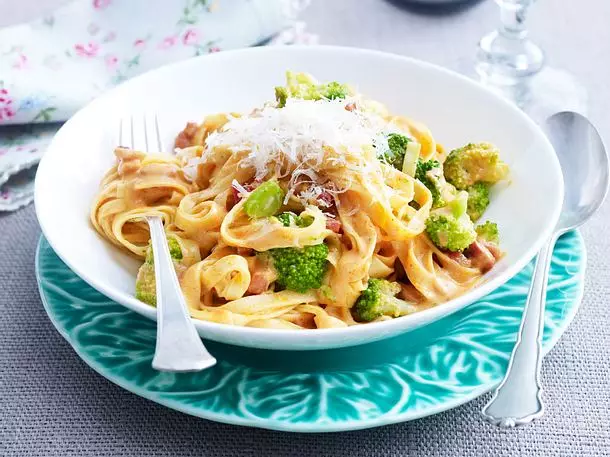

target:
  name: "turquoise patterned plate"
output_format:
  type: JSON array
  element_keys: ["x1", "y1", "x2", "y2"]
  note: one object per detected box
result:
[{"x1": 35, "y1": 232, "x2": 585, "y2": 432}]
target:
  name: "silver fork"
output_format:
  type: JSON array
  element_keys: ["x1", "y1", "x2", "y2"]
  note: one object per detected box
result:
[{"x1": 120, "y1": 115, "x2": 216, "y2": 372}]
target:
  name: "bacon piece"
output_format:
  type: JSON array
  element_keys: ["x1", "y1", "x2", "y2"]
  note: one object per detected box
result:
[
  {"x1": 247, "y1": 261, "x2": 277, "y2": 295},
  {"x1": 466, "y1": 241, "x2": 496, "y2": 273},
  {"x1": 226, "y1": 180, "x2": 260, "y2": 211},
  {"x1": 399, "y1": 283, "x2": 425, "y2": 303},
  {"x1": 317, "y1": 191, "x2": 334, "y2": 208},
  {"x1": 174, "y1": 122, "x2": 199, "y2": 149},
  {"x1": 445, "y1": 250, "x2": 471, "y2": 267},
  {"x1": 325, "y1": 218, "x2": 342, "y2": 234}
]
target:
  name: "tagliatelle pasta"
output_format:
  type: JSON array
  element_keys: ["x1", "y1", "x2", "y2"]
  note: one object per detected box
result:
[{"x1": 90, "y1": 71, "x2": 508, "y2": 330}]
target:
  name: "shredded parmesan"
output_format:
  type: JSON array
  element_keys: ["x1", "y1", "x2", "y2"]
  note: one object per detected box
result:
[
  {"x1": 206, "y1": 98, "x2": 387, "y2": 177},
  {"x1": 231, "y1": 179, "x2": 250, "y2": 197}
]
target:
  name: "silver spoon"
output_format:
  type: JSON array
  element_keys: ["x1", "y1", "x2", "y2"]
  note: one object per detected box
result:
[{"x1": 481, "y1": 111, "x2": 609, "y2": 427}]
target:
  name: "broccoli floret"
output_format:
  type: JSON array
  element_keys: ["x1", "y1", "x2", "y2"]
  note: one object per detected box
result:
[
  {"x1": 275, "y1": 71, "x2": 349, "y2": 107},
  {"x1": 443, "y1": 142, "x2": 509, "y2": 190},
  {"x1": 276, "y1": 212, "x2": 295, "y2": 227},
  {"x1": 466, "y1": 182, "x2": 490, "y2": 221},
  {"x1": 425, "y1": 212, "x2": 477, "y2": 252},
  {"x1": 377, "y1": 133, "x2": 410, "y2": 170},
  {"x1": 275, "y1": 86, "x2": 288, "y2": 108},
  {"x1": 135, "y1": 237, "x2": 183, "y2": 306},
  {"x1": 323, "y1": 81, "x2": 350, "y2": 100},
  {"x1": 476, "y1": 221, "x2": 500, "y2": 244},
  {"x1": 354, "y1": 278, "x2": 415, "y2": 322},
  {"x1": 135, "y1": 264, "x2": 157, "y2": 306},
  {"x1": 269, "y1": 243, "x2": 329, "y2": 293},
  {"x1": 275, "y1": 212, "x2": 313, "y2": 228},
  {"x1": 144, "y1": 237, "x2": 183, "y2": 264},
  {"x1": 415, "y1": 159, "x2": 445, "y2": 207}
]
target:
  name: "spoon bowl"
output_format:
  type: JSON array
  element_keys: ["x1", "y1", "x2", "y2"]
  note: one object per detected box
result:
[{"x1": 546, "y1": 111, "x2": 609, "y2": 232}]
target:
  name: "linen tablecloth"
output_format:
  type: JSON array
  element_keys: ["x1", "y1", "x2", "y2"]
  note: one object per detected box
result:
[{"x1": 2, "y1": 0, "x2": 610, "y2": 455}]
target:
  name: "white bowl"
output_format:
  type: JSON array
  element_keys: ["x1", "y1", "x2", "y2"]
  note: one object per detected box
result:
[{"x1": 35, "y1": 46, "x2": 563, "y2": 350}]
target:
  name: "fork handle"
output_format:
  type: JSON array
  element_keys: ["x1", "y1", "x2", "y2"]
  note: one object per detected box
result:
[
  {"x1": 147, "y1": 216, "x2": 217, "y2": 372},
  {"x1": 481, "y1": 233, "x2": 559, "y2": 427}
]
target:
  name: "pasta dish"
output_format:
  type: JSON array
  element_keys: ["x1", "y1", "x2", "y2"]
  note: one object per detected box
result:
[{"x1": 91, "y1": 71, "x2": 509, "y2": 330}]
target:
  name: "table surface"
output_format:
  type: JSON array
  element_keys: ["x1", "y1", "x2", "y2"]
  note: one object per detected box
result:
[{"x1": 2, "y1": 1, "x2": 610, "y2": 456}]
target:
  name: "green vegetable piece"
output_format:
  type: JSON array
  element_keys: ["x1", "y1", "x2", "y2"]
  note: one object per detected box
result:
[
  {"x1": 135, "y1": 263, "x2": 157, "y2": 306},
  {"x1": 476, "y1": 221, "x2": 500, "y2": 244},
  {"x1": 402, "y1": 141, "x2": 421, "y2": 176},
  {"x1": 244, "y1": 181, "x2": 285, "y2": 218},
  {"x1": 415, "y1": 159, "x2": 445, "y2": 208},
  {"x1": 354, "y1": 278, "x2": 416, "y2": 322},
  {"x1": 425, "y1": 213, "x2": 477, "y2": 252},
  {"x1": 276, "y1": 212, "x2": 296, "y2": 227},
  {"x1": 269, "y1": 243, "x2": 329, "y2": 293},
  {"x1": 275, "y1": 86, "x2": 288, "y2": 108},
  {"x1": 136, "y1": 237, "x2": 184, "y2": 306},
  {"x1": 276, "y1": 211, "x2": 314, "y2": 228},
  {"x1": 448, "y1": 190, "x2": 469, "y2": 219},
  {"x1": 144, "y1": 236, "x2": 183, "y2": 264},
  {"x1": 443, "y1": 142, "x2": 509, "y2": 190},
  {"x1": 274, "y1": 71, "x2": 349, "y2": 107},
  {"x1": 466, "y1": 182, "x2": 490, "y2": 221},
  {"x1": 380, "y1": 133, "x2": 410, "y2": 170}
]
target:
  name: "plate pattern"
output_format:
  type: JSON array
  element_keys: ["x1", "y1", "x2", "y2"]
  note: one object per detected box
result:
[{"x1": 36, "y1": 232, "x2": 585, "y2": 432}]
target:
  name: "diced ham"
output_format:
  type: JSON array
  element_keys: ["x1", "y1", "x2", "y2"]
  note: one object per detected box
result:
[
  {"x1": 326, "y1": 217, "x2": 342, "y2": 233},
  {"x1": 316, "y1": 191, "x2": 334, "y2": 208},
  {"x1": 345, "y1": 103, "x2": 357, "y2": 112},
  {"x1": 174, "y1": 122, "x2": 199, "y2": 149},
  {"x1": 227, "y1": 180, "x2": 260, "y2": 211},
  {"x1": 399, "y1": 283, "x2": 424, "y2": 303},
  {"x1": 445, "y1": 250, "x2": 471, "y2": 267},
  {"x1": 466, "y1": 241, "x2": 496, "y2": 273},
  {"x1": 247, "y1": 262, "x2": 277, "y2": 295}
]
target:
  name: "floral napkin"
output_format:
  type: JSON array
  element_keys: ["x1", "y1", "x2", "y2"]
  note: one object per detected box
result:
[{"x1": 0, "y1": 0, "x2": 314, "y2": 210}]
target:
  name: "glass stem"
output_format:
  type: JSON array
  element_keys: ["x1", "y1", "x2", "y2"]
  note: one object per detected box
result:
[{"x1": 498, "y1": 1, "x2": 530, "y2": 40}]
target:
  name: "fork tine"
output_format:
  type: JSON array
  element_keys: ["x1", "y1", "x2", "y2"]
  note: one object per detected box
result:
[
  {"x1": 154, "y1": 114, "x2": 163, "y2": 153},
  {"x1": 143, "y1": 116, "x2": 149, "y2": 152}
]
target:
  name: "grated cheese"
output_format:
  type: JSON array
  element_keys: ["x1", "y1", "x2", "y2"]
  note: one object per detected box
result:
[
  {"x1": 205, "y1": 98, "x2": 388, "y2": 177},
  {"x1": 203, "y1": 97, "x2": 408, "y2": 207}
]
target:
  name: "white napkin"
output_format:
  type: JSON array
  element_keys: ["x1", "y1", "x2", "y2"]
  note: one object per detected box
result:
[{"x1": 0, "y1": 0, "x2": 313, "y2": 210}]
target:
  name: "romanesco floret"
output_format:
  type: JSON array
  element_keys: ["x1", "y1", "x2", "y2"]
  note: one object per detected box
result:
[
  {"x1": 269, "y1": 243, "x2": 329, "y2": 293},
  {"x1": 275, "y1": 71, "x2": 349, "y2": 108},
  {"x1": 354, "y1": 278, "x2": 416, "y2": 322},
  {"x1": 443, "y1": 142, "x2": 509, "y2": 190},
  {"x1": 475, "y1": 221, "x2": 500, "y2": 244},
  {"x1": 425, "y1": 208, "x2": 477, "y2": 252},
  {"x1": 415, "y1": 159, "x2": 445, "y2": 208},
  {"x1": 136, "y1": 237, "x2": 183, "y2": 306},
  {"x1": 466, "y1": 182, "x2": 490, "y2": 221}
]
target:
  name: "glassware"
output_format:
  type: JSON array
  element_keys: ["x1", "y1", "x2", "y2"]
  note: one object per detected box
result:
[{"x1": 476, "y1": 0, "x2": 587, "y2": 122}]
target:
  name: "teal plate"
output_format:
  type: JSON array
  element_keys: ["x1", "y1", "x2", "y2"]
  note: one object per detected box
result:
[{"x1": 36, "y1": 232, "x2": 585, "y2": 432}]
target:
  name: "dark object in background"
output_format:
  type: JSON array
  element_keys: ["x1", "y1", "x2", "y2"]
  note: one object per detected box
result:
[{"x1": 386, "y1": 0, "x2": 483, "y2": 15}]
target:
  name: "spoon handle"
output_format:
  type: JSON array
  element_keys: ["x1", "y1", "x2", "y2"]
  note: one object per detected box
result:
[
  {"x1": 148, "y1": 216, "x2": 217, "y2": 372},
  {"x1": 481, "y1": 233, "x2": 559, "y2": 427}
]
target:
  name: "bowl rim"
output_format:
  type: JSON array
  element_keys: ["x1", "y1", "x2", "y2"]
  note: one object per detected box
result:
[{"x1": 35, "y1": 45, "x2": 564, "y2": 347}]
